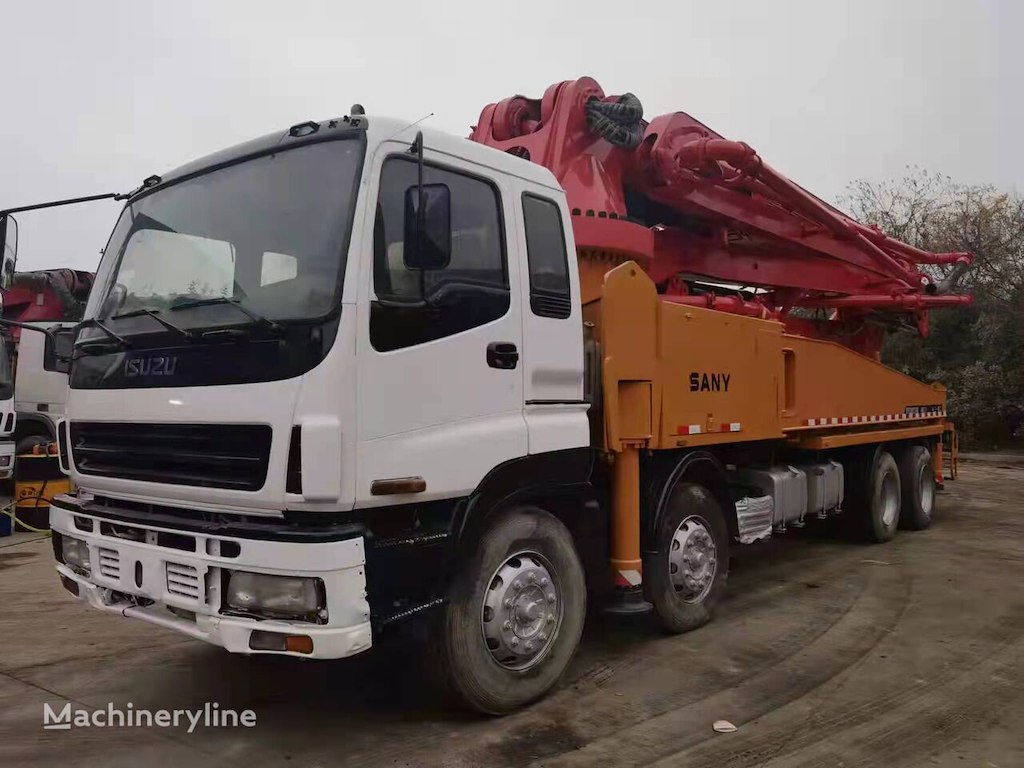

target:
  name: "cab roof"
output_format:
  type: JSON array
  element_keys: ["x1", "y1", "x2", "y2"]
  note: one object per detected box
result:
[{"x1": 136, "y1": 113, "x2": 562, "y2": 200}]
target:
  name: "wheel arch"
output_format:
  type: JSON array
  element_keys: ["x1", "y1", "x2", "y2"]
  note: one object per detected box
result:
[
  {"x1": 453, "y1": 448, "x2": 602, "y2": 573},
  {"x1": 643, "y1": 449, "x2": 736, "y2": 551},
  {"x1": 13, "y1": 414, "x2": 56, "y2": 445}
]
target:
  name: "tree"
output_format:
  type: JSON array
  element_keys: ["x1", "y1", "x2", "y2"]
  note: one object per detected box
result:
[{"x1": 842, "y1": 169, "x2": 1024, "y2": 447}]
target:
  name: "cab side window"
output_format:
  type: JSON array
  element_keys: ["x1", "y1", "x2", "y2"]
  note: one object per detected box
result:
[
  {"x1": 522, "y1": 194, "x2": 571, "y2": 319},
  {"x1": 371, "y1": 156, "x2": 509, "y2": 352}
]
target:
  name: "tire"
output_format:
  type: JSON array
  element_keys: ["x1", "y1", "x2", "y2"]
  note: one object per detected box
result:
[
  {"x1": 16, "y1": 434, "x2": 50, "y2": 455},
  {"x1": 643, "y1": 482, "x2": 729, "y2": 634},
  {"x1": 865, "y1": 450, "x2": 902, "y2": 542},
  {"x1": 431, "y1": 506, "x2": 586, "y2": 715},
  {"x1": 898, "y1": 446, "x2": 935, "y2": 530}
]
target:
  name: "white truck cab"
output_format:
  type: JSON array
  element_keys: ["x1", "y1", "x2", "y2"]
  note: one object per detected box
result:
[
  {"x1": 0, "y1": 231, "x2": 17, "y2": 479},
  {"x1": 49, "y1": 114, "x2": 591, "y2": 682}
]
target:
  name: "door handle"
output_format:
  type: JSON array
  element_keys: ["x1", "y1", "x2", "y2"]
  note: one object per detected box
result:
[{"x1": 487, "y1": 341, "x2": 519, "y2": 370}]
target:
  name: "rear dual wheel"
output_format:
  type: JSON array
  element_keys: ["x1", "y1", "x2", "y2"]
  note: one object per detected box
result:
[
  {"x1": 850, "y1": 445, "x2": 935, "y2": 541},
  {"x1": 866, "y1": 451, "x2": 902, "y2": 542},
  {"x1": 899, "y1": 446, "x2": 935, "y2": 530}
]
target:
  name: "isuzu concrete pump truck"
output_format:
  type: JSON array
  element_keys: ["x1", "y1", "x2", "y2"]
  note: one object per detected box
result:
[{"x1": 37, "y1": 78, "x2": 968, "y2": 713}]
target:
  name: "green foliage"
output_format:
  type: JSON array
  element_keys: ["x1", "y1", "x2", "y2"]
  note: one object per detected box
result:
[{"x1": 843, "y1": 169, "x2": 1024, "y2": 447}]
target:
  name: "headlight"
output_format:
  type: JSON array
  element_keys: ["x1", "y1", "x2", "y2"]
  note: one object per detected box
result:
[
  {"x1": 225, "y1": 572, "x2": 324, "y2": 620},
  {"x1": 61, "y1": 536, "x2": 91, "y2": 574},
  {"x1": 0, "y1": 454, "x2": 11, "y2": 467}
]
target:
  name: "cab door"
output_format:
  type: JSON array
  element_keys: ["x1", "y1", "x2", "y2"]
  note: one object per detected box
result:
[
  {"x1": 354, "y1": 146, "x2": 527, "y2": 507},
  {"x1": 514, "y1": 186, "x2": 589, "y2": 455}
]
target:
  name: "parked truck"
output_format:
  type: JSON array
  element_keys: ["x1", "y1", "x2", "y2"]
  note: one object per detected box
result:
[
  {"x1": 34, "y1": 78, "x2": 968, "y2": 713},
  {"x1": 0, "y1": 220, "x2": 21, "y2": 480},
  {"x1": 0, "y1": 330, "x2": 17, "y2": 482},
  {"x1": 4, "y1": 269, "x2": 93, "y2": 450},
  {"x1": 0, "y1": 192, "x2": 118, "y2": 453}
]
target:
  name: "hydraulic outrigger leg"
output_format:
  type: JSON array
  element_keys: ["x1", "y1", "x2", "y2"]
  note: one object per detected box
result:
[{"x1": 606, "y1": 445, "x2": 651, "y2": 615}]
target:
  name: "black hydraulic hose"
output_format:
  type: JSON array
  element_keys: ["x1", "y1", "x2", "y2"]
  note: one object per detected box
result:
[{"x1": 586, "y1": 94, "x2": 646, "y2": 149}]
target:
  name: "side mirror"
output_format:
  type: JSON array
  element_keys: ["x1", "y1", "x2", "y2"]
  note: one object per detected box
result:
[
  {"x1": 403, "y1": 183, "x2": 451, "y2": 271},
  {"x1": 44, "y1": 326, "x2": 77, "y2": 374},
  {"x1": 0, "y1": 214, "x2": 17, "y2": 291}
]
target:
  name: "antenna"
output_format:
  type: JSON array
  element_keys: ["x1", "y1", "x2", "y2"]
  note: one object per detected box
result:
[{"x1": 384, "y1": 112, "x2": 435, "y2": 144}]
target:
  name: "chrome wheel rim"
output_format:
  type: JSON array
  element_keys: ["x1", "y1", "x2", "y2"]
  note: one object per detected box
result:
[
  {"x1": 669, "y1": 516, "x2": 717, "y2": 603},
  {"x1": 880, "y1": 471, "x2": 900, "y2": 527},
  {"x1": 919, "y1": 463, "x2": 934, "y2": 518},
  {"x1": 481, "y1": 551, "x2": 562, "y2": 671}
]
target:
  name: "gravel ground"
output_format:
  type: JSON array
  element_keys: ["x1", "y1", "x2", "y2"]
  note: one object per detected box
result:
[{"x1": 0, "y1": 459, "x2": 1021, "y2": 767}]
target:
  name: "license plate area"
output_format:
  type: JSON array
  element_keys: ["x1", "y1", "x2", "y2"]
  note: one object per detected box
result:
[{"x1": 89, "y1": 537, "x2": 209, "y2": 609}]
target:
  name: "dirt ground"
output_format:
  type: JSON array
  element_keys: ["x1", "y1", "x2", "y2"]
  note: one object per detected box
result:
[{"x1": 1, "y1": 458, "x2": 1022, "y2": 767}]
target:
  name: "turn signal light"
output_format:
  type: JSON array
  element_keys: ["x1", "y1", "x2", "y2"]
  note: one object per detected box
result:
[
  {"x1": 285, "y1": 635, "x2": 314, "y2": 654},
  {"x1": 370, "y1": 476, "x2": 427, "y2": 495},
  {"x1": 248, "y1": 630, "x2": 314, "y2": 654}
]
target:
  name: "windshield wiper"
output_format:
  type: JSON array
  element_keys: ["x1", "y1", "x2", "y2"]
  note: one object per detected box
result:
[
  {"x1": 111, "y1": 308, "x2": 196, "y2": 340},
  {"x1": 74, "y1": 318, "x2": 131, "y2": 355},
  {"x1": 168, "y1": 297, "x2": 283, "y2": 333}
]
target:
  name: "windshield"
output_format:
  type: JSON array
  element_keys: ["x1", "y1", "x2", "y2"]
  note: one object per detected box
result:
[{"x1": 92, "y1": 137, "x2": 363, "y2": 335}]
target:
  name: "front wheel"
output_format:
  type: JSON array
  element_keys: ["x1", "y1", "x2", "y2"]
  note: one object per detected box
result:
[
  {"x1": 643, "y1": 482, "x2": 729, "y2": 634},
  {"x1": 432, "y1": 506, "x2": 586, "y2": 715}
]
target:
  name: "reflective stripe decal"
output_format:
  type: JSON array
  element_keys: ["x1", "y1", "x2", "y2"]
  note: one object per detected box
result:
[
  {"x1": 805, "y1": 410, "x2": 948, "y2": 429},
  {"x1": 615, "y1": 569, "x2": 642, "y2": 587}
]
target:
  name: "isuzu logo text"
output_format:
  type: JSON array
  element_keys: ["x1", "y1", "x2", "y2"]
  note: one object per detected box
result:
[{"x1": 125, "y1": 355, "x2": 178, "y2": 377}]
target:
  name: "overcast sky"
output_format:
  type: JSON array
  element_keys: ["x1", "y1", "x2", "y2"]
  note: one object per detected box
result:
[{"x1": 1, "y1": 0, "x2": 1018, "y2": 272}]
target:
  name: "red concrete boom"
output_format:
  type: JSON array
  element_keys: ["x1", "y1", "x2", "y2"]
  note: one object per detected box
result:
[{"x1": 469, "y1": 77, "x2": 972, "y2": 357}]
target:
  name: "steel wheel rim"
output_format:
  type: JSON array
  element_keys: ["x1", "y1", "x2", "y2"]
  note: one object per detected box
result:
[
  {"x1": 480, "y1": 551, "x2": 562, "y2": 671},
  {"x1": 918, "y1": 462, "x2": 934, "y2": 517},
  {"x1": 668, "y1": 515, "x2": 717, "y2": 604},
  {"x1": 880, "y1": 471, "x2": 900, "y2": 527}
]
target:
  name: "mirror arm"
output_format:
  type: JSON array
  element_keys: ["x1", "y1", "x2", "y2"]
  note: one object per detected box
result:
[
  {"x1": 0, "y1": 318, "x2": 56, "y2": 343},
  {"x1": 0, "y1": 192, "x2": 126, "y2": 217},
  {"x1": 413, "y1": 131, "x2": 432, "y2": 305},
  {"x1": 416, "y1": 131, "x2": 425, "y2": 254}
]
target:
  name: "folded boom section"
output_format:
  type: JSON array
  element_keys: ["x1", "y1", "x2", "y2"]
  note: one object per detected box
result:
[{"x1": 469, "y1": 77, "x2": 972, "y2": 357}]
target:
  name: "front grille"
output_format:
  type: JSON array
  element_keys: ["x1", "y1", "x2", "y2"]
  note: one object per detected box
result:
[
  {"x1": 98, "y1": 547, "x2": 121, "y2": 580},
  {"x1": 70, "y1": 422, "x2": 272, "y2": 491},
  {"x1": 166, "y1": 562, "x2": 202, "y2": 601}
]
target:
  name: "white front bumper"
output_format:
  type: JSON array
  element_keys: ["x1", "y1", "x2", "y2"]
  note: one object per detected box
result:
[
  {"x1": 50, "y1": 500, "x2": 373, "y2": 660},
  {"x1": 0, "y1": 441, "x2": 13, "y2": 480}
]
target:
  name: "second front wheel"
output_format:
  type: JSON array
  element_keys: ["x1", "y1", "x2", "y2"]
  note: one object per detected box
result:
[{"x1": 643, "y1": 482, "x2": 730, "y2": 634}]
